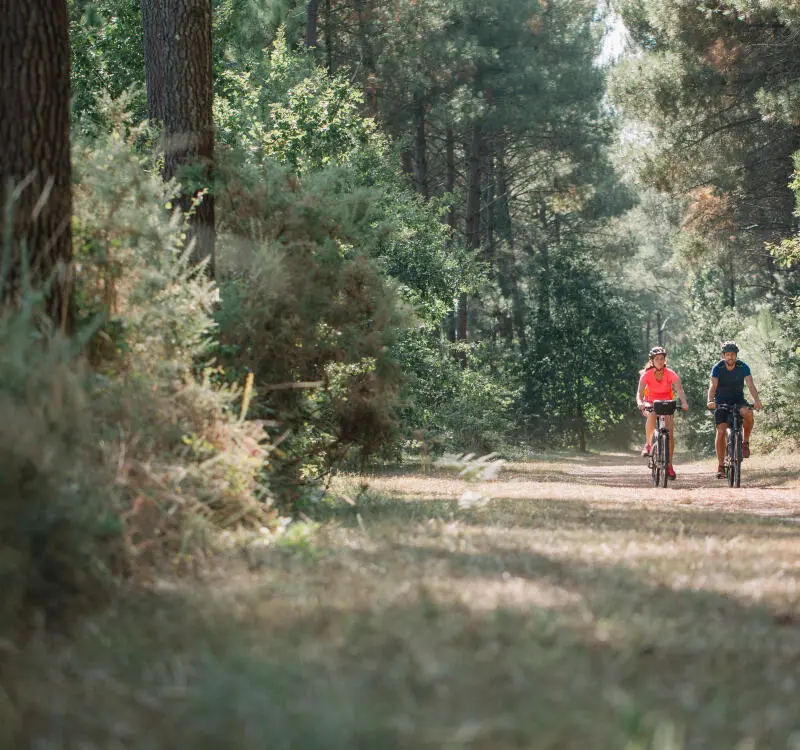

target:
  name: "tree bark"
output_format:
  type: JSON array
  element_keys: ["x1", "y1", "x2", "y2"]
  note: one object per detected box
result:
[
  {"x1": 443, "y1": 124, "x2": 457, "y2": 343},
  {"x1": 306, "y1": 0, "x2": 318, "y2": 50},
  {"x1": 0, "y1": 0, "x2": 73, "y2": 328},
  {"x1": 459, "y1": 123, "x2": 482, "y2": 348},
  {"x1": 140, "y1": 0, "x2": 166, "y2": 122},
  {"x1": 323, "y1": 0, "x2": 333, "y2": 72},
  {"x1": 163, "y1": 0, "x2": 215, "y2": 277},
  {"x1": 413, "y1": 94, "x2": 428, "y2": 199},
  {"x1": 495, "y1": 147, "x2": 526, "y2": 352},
  {"x1": 576, "y1": 395, "x2": 587, "y2": 453},
  {"x1": 445, "y1": 125, "x2": 456, "y2": 228}
]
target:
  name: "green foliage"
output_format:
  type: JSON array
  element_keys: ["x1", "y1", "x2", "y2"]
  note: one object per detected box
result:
[
  {"x1": 217, "y1": 31, "x2": 464, "y2": 324},
  {"x1": 71, "y1": 105, "x2": 275, "y2": 539},
  {"x1": 0, "y1": 298, "x2": 125, "y2": 635},
  {"x1": 393, "y1": 332, "x2": 519, "y2": 455},
  {"x1": 72, "y1": 105, "x2": 216, "y2": 371},
  {"x1": 69, "y1": 0, "x2": 147, "y2": 127},
  {"x1": 0, "y1": 103, "x2": 276, "y2": 632},
  {"x1": 523, "y1": 252, "x2": 640, "y2": 449},
  {"x1": 669, "y1": 269, "x2": 744, "y2": 453},
  {"x1": 214, "y1": 151, "x2": 409, "y2": 493},
  {"x1": 211, "y1": 36, "x2": 482, "y2": 489}
]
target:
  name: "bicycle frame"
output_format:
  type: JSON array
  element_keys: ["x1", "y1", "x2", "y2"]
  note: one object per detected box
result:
[
  {"x1": 645, "y1": 400, "x2": 676, "y2": 488},
  {"x1": 715, "y1": 403, "x2": 750, "y2": 488}
]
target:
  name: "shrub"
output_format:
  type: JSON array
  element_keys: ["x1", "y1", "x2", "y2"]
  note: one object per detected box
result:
[
  {"x1": 0, "y1": 103, "x2": 280, "y2": 637},
  {"x1": 70, "y1": 106, "x2": 276, "y2": 555},
  {"x1": 214, "y1": 156, "x2": 408, "y2": 495},
  {"x1": 0, "y1": 291, "x2": 125, "y2": 636}
]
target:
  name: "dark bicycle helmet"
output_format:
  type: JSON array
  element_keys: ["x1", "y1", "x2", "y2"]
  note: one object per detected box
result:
[
  {"x1": 649, "y1": 346, "x2": 667, "y2": 357},
  {"x1": 721, "y1": 340, "x2": 739, "y2": 354}
]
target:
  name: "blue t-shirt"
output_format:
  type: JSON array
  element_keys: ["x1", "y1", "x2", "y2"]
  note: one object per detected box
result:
[{"x1": 711, "y1": 360, "x2": 751, "y2": 404}]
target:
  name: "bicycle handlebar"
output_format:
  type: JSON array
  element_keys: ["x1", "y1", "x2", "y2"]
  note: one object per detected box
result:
[
  {"x1": 707, "y1": 402, "x2": 753, "y2": 412},
  {"x1": 641, "y1": 400, "x2": 683, "y2": 413}
]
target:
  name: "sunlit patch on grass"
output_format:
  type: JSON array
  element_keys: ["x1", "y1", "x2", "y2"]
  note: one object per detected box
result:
[{"x1": 5, "y1": 451, "x2": 800, "y2": 749}]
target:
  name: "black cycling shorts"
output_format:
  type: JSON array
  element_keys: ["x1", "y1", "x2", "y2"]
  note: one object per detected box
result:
[{"x1": 714, "y1": 401, "x2": 749, "y2": 425}]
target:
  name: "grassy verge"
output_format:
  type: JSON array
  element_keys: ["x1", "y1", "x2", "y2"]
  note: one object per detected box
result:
[{"x1": 5, "y1": 452, "x2": 800, "y2": 749}]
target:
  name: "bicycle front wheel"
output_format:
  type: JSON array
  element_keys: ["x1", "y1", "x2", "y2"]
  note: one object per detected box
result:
[
  {"x1": 660, "y1": 432, "x2": 669, "y2": 488},
  {"x1": 650, "y1": 440, "x2": 660, "y2": 487},
  {"x1": 726, "y1": 427, "x2": 735, "y2": 488},
  {"x1": 733, "y1": 429, "x2": 742, "y2": 488}
]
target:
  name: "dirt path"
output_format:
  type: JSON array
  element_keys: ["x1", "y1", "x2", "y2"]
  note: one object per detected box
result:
[
  {"x1": 7, "y1": 452, "x2": 800, "y2": 750},
  {"x1": 364, "y1": 451, "x2": 800, "y2": 520}
]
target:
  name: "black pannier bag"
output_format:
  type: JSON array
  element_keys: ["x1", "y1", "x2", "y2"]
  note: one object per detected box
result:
[{"x1": 653, "y1": 400, "x2": 677, "y2": 415}]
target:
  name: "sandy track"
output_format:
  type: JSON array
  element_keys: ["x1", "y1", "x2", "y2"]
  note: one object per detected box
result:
[{"x1": 360, "y1": 451, "x2": 800, "y2": 520}]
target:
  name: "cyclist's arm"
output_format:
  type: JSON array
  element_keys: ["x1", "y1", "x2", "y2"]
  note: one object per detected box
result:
[
  {"x1": 636, "y1": 374, "x2": 647, "y2": 410},
  {"x1": 744, "y1": 375, "x2": 763, "y2": 409},
  {"x1": 673, "y1": 376, "x2": 689, "y2": 411},
  {"x1": 707, "y1": 376, "x2": 718, "y2": 409}
]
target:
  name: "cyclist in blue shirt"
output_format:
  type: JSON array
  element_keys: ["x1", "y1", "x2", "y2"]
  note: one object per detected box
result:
[{"x1": 706, "y1": 341, "x2": 762, "y2": 479}]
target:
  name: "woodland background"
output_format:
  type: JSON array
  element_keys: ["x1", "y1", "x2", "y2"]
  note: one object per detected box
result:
[{"x1": 2, "y1": 0, "x2": 800, "y2": 631}]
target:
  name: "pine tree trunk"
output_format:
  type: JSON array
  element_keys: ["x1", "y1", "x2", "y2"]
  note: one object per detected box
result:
[
  {"x1": 445, "y1": 125, "x2": 456, "y2": 235},
  {"x1": 413, "y1": 95, "x2": 428, "y2": 199},
  {"x1": 459, "y1": 123, "x2": 482, "y2": 349},
  {"x1": 323, "y1": 0, "x2": 333, "y2": 72},
  {"x1": 163, "y1": 0, "x2": 215, "y2": 277},
  {"x1": 306, "y1": 0, "x2": 318, "y2": 50},
  {"x1": 0, "y1": 0, "x2": 73, "y2": 328},
  {"x1": 355, "y1": 0, "x2": 375, "y2": 112},
  {"x1": 495, "y1": 147, "x2": 526, "y2": 351},
  {"x1": 577, "y1": 398, "x2": 587, "y2": 453},
  {"x1": 443, "y1": 124, "x2": 457, "y2": 343},
  {"x1": 140, "y1": 0, "x2": 166, "y2": 122}
]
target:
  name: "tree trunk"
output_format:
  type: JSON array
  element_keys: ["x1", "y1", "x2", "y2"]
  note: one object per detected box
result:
[
  {"x1": 413, "y1": 94, "x2": 428, "y2": 199},
  {"x1": 459, "y1": 123, "x2": 482, "y2": 349},
  {"x1": 495, "y1": 147, "x2": 526, "y2": 352},
  {"x1": 577, "y1": 397, "x2": 587, "y2": 453},
  {"x1": 0, "y1": 0, "x2": 73, "y2": 328},
  {"x1": 355, "y1": 0, "x2": 376, "y2": 112},
  {"x1": 140, "y1": 0, "x2": 166, "y2": 122},
  {"x1": 163, "y1": 0, "x2": 215, "y2": 277},
  {"x1": 443, "y1": 124, "x2": 457, "y2": 343},
  {"x1": 323, "y1": 0, "x2": 333, "y2": 72},
  {"x1": 727, "y1": 256, "x2": 736, "y2": 308},
  {"x1": 306, "y1": 0, "x2": 318, "y2": 50},
  {"x1": 445, "y1": 125, "x2": 456, "y2": 235},
  {"x1": 484, "y1": 145, "x2": 495, "y2": 266}
]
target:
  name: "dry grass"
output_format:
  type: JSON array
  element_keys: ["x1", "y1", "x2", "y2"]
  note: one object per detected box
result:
[{"x1": 5, "y1": 451, "x2": 800, "y2": 749}]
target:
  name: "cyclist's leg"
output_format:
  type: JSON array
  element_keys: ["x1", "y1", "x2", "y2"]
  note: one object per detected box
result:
[
  {"x1": 740, "y1": 403, "x2": 754, "y2": 440},
  {"x1": 714, "y1": 408, "x2": 727, "y2": 474},
  {"x1": 644, "y1": 411, "x2": 656, "y2": 448},
  {"x1": 664, "y1": 413, "x2": 676, "y2": 466}
]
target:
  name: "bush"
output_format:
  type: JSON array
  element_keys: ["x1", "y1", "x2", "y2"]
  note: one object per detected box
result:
[
  {"x1": 1, "y1": 104, "x2": 279, "y2": 636},
  {"x1": 0, "y1": 293, "x2": 125, "y2": 636},
  {"x1": 71, "y1": 107, "x2": 276, "y2": 552},
  {"x1": 393, "y1": 332, "x2": 519, "y2": 456},
  {"x1": 214, "y1": 156, "x2": 408, "y2": 494}
]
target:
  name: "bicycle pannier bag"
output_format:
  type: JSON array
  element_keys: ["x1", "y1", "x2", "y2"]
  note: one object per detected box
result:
[{"x1": 653, "y1": 400, "x2": 677, "y2": 416}]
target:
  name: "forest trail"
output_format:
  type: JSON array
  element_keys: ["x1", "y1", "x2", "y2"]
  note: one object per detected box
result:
[
  {"x1": 364, "y1": 451, "x2": 800, "y2": 520},
  {"x1": 8, "y1": 452, "x2": 800, "y2": 750}
]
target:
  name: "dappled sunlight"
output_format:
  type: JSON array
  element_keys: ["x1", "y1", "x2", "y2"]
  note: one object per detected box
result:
[{"x1": 9, "y1": 453, "x2": 800, "y2": 749}]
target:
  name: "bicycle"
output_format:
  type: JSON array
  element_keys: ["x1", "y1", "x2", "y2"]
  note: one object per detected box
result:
[
  {"x1": 711, "y1": 402, "x2": 752, "y2": 488},
  {"x1": 643, "y1": 399, "x2": 677, "y2": 488}
]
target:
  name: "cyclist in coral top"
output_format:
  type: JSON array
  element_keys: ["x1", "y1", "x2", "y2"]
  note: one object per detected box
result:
[{"x1": 635, "y1": 346, "x2": 689, "y2": 479}]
